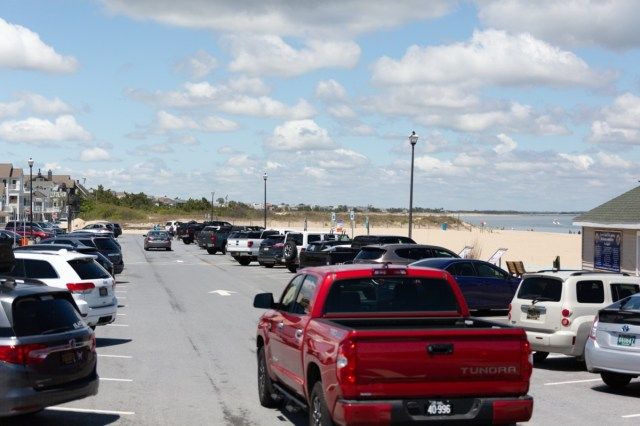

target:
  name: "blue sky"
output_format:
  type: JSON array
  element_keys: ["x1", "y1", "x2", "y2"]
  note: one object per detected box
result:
[{"x1": 1, "y1": 0, "x2": 639, "y2": 211}]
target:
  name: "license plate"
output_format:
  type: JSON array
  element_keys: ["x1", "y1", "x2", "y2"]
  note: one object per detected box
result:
[
  {"x1": 264, "y1": 247, "x2": 269, "y2": 251},
  {"x1": 526, "y1": 307, "x2": 540, "y2": 320},
  {"x1": 426, "y1": 400, "x2": 452, "y2": 416},
  {"x1": 61, "y1": 351, "x2": 76, "y2": 365},
  {"x1": 99, "y1": 287, "x2": 108, "y2": 297},
  {"x1": 617, "y1": 334, "x2": 636, "y2": 347}
]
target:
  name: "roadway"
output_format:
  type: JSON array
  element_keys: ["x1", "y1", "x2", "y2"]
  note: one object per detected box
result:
[{"x1": 9, "y1": 234, "x2": 640, "y2": 425}]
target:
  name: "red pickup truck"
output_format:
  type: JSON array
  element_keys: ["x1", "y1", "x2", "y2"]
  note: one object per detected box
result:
[{"x1": 253, "y1": 264, "x2": 533, "y2": 425}]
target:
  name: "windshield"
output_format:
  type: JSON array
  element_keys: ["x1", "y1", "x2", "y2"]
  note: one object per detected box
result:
[
  {"x1": 517, "y1": 277, "x2": 563, "y2": 302},
  {"x1": 354, "y1": 247, "x2": 385, "y2": 261},
  {"x1": 148, "y1": 231, "x2": 168, "y2": 238},
  {"x1": 68, "y1": 258, "x2": 111, "y2": 279},
  {"x1": 324, "y1": 277, "x2": 459, "y2": 314}
]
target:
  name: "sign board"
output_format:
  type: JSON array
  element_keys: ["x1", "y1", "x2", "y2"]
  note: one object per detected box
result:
[
  {"x1": 594, "y1": 230, "x2": 621, "y2": 272},
  {"x1": 487, "y1": 248, "x2": 508, "y2": 266},
  {"x1": 331, "y1": 212, "x2": 336, "y2": 222},
  {"x1": 349, "y1": 210, "x2": 355, "y2": 221},
  {"x1": 458, "y1": 246, "x2": 473, "y2": 259}
]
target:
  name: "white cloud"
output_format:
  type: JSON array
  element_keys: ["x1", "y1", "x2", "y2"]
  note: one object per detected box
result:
[
  {"x1": 493, "y1": 133, "x2": 517, "y2": 154},
  {"x1": 327, "y1": 105, "x2": 357, "y2": 119},
  {"x1": 0, "y1": 17, "x2": 78, "y2": 73},
  {"x1": 155, "y1": 110, "x2": 239, "y2": 133},
  {"x1": 558, "y1": 153, "x2": 594, "y2": 171},
  {"x1": 478, "y1": 0, "x2": 640, "y2": 49},
  {"x1": 227, "y1": 76, "x2": 270, "y2": 96},
  {"x1": 175, "y1": 50, "x2": 217, "y2": 79},
  {"x1": 103, "y1": 0, "x2": 453, "y2": 38},
  {"x1": 588, "y1": 93, "x2": 640, "y2": 144},
  {"x1": 596, "y1": 152, "x2": 633, "y2": 169},
  {"x1": 266, "y1": 161, "x2": 283, "y2": 170},
  {"x1": 315, "y1": 79, "x2": 348, "y2": 101},
  {"x1": 453, "y1": 153, "x2": 486, "y2": 167},
  {"x1": 226, "y1": 35, "x2": 360, "y2": 77},
  {"x1": 21, "y1": 93, "x2": 73, "y2": 115},
  {"x1": 0, "y1": 115, "x2": 91, "y2": 142},
  {"x1": 413, "y1": 155, "x2": 460, "y2": 176},
  {"x1": 80, "y1": 147, "x2": 111, "y2": 162},
  {"x1": 265, "y1": 119, "x2": 336, "y2": 151},
  {"x1": 373, "y1": 29, "x2": 610, "y2": 88},
  {"x1": 303, "y1": 166, "x2": 328, "y2": 180},
  {"x1": 129, "y1": 81, "x2": 314, "y2": 119},
  {"x1": 0, "y1": 100, "x2": 23, "y2": 118},
  {"x1": 316, "y1": 149, "x2": 369, "y2": 169}
]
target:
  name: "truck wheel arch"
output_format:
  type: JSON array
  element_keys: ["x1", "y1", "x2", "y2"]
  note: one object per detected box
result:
[{"x1": 306, "y1": 362, "x2": 321, "y2": 399}]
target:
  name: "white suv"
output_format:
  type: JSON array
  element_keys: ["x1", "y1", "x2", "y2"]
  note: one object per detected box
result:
[
  {"x1": 9, "y1": 250, "x2": 118, "y2": 327},
  {"x1": 509, "y1": 270, "x2": 640, "y2": 362}
]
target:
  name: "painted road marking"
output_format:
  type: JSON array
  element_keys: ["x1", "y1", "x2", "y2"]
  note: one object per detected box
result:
[
  {"x1": 544, "y1": 378, "x2": 602, "y2": 386},
  {"x1": 117, "y1": 313, "x2": 127, "y2": 316},
  {"x1": 47, "y1": 407, "x2": 135, "y2": 416},
  {"x1": 622, "y1": 414, "x2": 640, "y2": 418},
  {"x1": 98, "y1": 354, "x2": 132, "y2": 359},
  {"x1": 100, "y1": 378, "x2": 133, "y2": 382},
  {"x1": 209, "y1": 290, "x2": 236, "y2": 296},
  {"x1": 107, "y1": 324, "x2": 129, "y2": 327}
]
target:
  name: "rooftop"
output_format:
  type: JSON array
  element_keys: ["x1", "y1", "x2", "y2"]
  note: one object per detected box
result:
[{"x1": 573, "y1": 186, "x2": 640, "y2": 226}]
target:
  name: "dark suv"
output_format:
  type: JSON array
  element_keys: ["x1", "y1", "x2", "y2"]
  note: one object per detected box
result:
[{"x1": 40, "y1": 236, "x2": 124, "y2": 274}]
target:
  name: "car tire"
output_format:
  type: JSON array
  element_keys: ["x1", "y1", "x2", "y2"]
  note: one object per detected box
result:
[
  {"x1": 287, "y1": 265, "x2": 298, "y2": 273},
  {"x1": 207, "y1": 248, "x2": 217, "y2": 255},
  {"x1": 283, "y1": 241, "x2": 297, "y2": 262},
  {"x1": 264, "y1": 264, "x2": 274, "y2": 268},
  {"x1": 533, "y1": 351, "x2": 549, "y2": 363},
  {"x1": 221, "y1": 242, "x2": 227, "y2": 255},
  {"x1": 238, "y1": 258, "x2": 251, "y2": 266},
  {"x1": 183, "y1": 238, "x2": 192, "y2": 245},
  {"x1": 601, "y1": 372, "x2": 633, "y2": 389},
  {"x1": 257, "y1": 346, "x2": 279, "y2": 408},
  {"x1": 144, "y1": 247, "x2": 149, "y2": 251},
  {"x1": 258, "y1": 262, "x2": 266, "y2": 266},
  {"x1": 309, "y1": 381, "x2": 334, "y2": 426}
]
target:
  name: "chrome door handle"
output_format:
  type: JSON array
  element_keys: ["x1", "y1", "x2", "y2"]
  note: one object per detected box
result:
[
  {"x1": 277, "y1": 321, "x2": 284, "y2": 329},
  {"x1": 295, "y1": 329, "x2": 303, "y2": 339}
]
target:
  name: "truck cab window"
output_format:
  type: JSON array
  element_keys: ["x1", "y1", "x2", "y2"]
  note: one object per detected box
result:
[{"x1": 279, "y1": 275, "x2": 305, "y2": 311}]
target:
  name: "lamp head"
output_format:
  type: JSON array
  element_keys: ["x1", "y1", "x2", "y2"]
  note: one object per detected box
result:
[
  {"x1": 28, "y1": 157, "x2": 34, "y2": 168},
  {"x1": 409, "y1": 131, "x2": 419, "y2": 146},
  {"x1": 263, "y1": 171, "x2": 268, "y2": 181}
]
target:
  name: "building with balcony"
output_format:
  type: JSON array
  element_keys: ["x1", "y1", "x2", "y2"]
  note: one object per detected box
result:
[{"x1": 0, "y1": 163, "x2": 25, "y2": 222}]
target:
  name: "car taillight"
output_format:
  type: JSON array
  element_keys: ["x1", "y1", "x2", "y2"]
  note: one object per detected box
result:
[
  {"x1": 373, "y1": 268, "x2": 407, "y2": 276},
  {"x1": 248, "y1": 241, "x2": 253, "y2": 248},
  {"x1": 561, "y1": 308, "x2": 571, "y2": 317},
  {"x1": 211, "y1": 235, "x2": 217, "y2": 243},
  {"x1": 336, "y1": 339, "x2": 357, "y2": 385},
  {"x1": 90, "y1": 334, "x2": 96, "y2": 352},
  {"x1": 148, "y1": 237, "x2": 154, "y2": 241},
  {"x1": 273, "y1": 243, "x2": 284, "y2": 248},
  {"x1": 508, "y1": 303, "x2": 512, "y2": 321},
  {"x1": 67, "y1": 282, "x2": 96, "y2": 294},
  {"x1": 561, "y1": 317, "x2": 570, "y2": 327},
  {"x1": 589, "y1": 315, "x2": 599, "y2": 340},
  {"x1": 0, "y1": 343, "x2": 47, "y2": 365}
]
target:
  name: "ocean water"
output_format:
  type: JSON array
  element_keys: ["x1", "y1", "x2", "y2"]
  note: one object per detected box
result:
[{"x1": 455, "y1": 213, "x2": 581, "y2": 234}]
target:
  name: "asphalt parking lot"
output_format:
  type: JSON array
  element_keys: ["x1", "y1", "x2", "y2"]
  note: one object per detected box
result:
[{"x1": 9, "y1": 234, "x2": 640, "y2": 425}]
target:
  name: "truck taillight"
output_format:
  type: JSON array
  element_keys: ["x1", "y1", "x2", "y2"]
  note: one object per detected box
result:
[
  {"x1": 211, "y1": 234, "x2": 217, "y2": 243},
  {"x1": 337, "y1": 339, "x2": 357, "y2": 385},
  {"x1": 67, "y1": 282, "x2": 95, "y2": 294},
  {"x1": 248, "y1": 241, "x2": 253, "y2": 248},
  {"x1": 589, "y1": 315, "x2": 599, "y2": 340},
  {"x1": 521, "y1": 339, "x2": 533, "y2": 379}
]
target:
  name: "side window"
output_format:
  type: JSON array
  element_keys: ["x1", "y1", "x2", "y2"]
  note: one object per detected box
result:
[
  {"x1": 307, "y1": 234, "x2": 321, "y2": 244},
  {"x1": 24, "y1": 260, "x2": 59, "y2": 279},
  {"x1": 8, "y1": 259, "x2": 25, "y2": 277},
  {"x1": 448, "y1": 262, "x2": 476, "y2": 277},
  {"x1": 395, "y1": 248, "x2": 412, "y2": 259},
  {"x1": 611, "y1": 283, "x2": 640, "y2": 302},
  {"x1": 408, "y1": 248, "x2": 431, "y2": 260},
  {"x1": 433, "y1": 248, "x2": 456, "y2": 258},
  {"x1": 475, "y1": 263, "x2": 506, "y2": 279},
  {"x1": 576, "y1": 280, "x2": 604, "y2": 304},
  {"x1": 279, "y1": 275, "x2": 305, "y2": 311},
  {"x1": 292, "y1": 275, "x2": 318, "y2": 315}
]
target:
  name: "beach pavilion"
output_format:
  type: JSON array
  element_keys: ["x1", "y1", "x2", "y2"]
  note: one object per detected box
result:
[{"x1": 573, "y1": 186, "x2": 640, "y2": 275}]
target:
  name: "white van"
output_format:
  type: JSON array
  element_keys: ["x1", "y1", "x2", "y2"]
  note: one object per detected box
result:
[{"x1": 509, "y1": 270, "x2": 640, "y2": 362}]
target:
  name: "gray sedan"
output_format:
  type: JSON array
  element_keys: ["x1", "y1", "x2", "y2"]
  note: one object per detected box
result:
[
  {"x1": 585, "y1": 293, "x2": 640, "y2": 389},
  {"x1": 144, "y1": 230, "x2": 172, "y2": 251}
]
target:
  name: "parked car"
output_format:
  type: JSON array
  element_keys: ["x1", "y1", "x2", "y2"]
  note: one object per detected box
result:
[
  {"x1": 228, "y1": 229, "x2": 281, "y2": 266},
  {"x1": 410, "y1": 258, "x2": 520, "y2": 311},
  {"x1": 353, "y1": 243, "x2": 459, "y2": 265},
  {"x1": 585, "y1": 293, "x2": 640, "y2": 389},
  {"x1": 0, "y1": 276, "x2": 99, "y2": 418},
  {"x1": 4, "y1": 222, "x2": 54, "y2": 243},
  {"x1": 40, "y1": 236, "x2": 124, "y2": 275},
  {"x1": 144, "y1": 230, "x2": 172, "y2": 251},
  {"x1": 0, "y1": 230, "x2": 21, "y2": 248},
  {"x1": 15, "y1": 244, "x2": 115, "y2": 276},
  {"x1": 80, "y1": 223, "x2": 114, "y2": 237},
  {"x1": 281, "y1": 231, "x2": 342, "y2": 273},
  {"x1": 509, "y1": 270, "x2": 640, "y2": 362},
  {"x1": 257, "y1": 235, "x2": 285, "y2": 268},
  {"x1": 350, "y1": 234, "x2": 416, "y2": 248},
  {"x1": 253, "y1": 264, "x2": 534, "y2": 425},
  {"x1": 7, "y1": 250, "x2": 118, "y2": 328},
  {"x1": 37, "y1": 221, "x2": 65, "y2": 235},
  {"x1": 204, "y1": 226, "x2": 250, "y2": 255},
  {"x1": 196, "y1": 225, "x2": 220, "y2": 249},
  {"x1": 298, "y1": 239, "x2": 356, "y2": 268},
  {"x1": 112, "y1": 223, "x2": 122, "y2": 238}
]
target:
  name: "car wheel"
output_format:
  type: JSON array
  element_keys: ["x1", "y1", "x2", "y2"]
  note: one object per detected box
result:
[
  {"x1": 207, "y1": 248, "x2": 217, "y2": 255},
  {"x1": 283, "y1": 241, "x2": 297, "y2": 262},
  {"x1": 264, "y1": 264, "x2": 274, "y2": 268},
  {"x1": 601, "y1": 372, "x2": 633, "y2": 389},
  {"x1": 257, "y1": 346, "x2": 279, "y2": 408},
  {"x1": 144, "y1": 246, "x2": 149, "y2": 251},
  {"x1": 533, "y1": 351, "x2": 549, "y2": 363},
  {"x1": 238, "y1": 258, "x2": 251, "y2": 266},
  {"x1": 309, "y1": 381, "x2": 333, "y2": 426},
  {"x1": 183, "y1": 238, "x2": 191, "y2": 245},
  {"x1": 221, "y1": 242, "x2": 227, "y2": 255},
  {"x1": 287, "y1": 265, "x2": 298, "y2": 273}
]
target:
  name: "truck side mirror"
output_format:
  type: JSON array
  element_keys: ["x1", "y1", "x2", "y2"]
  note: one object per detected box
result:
[{"x1": 253, "y1": 292, "x2": 275, "y2": 309}]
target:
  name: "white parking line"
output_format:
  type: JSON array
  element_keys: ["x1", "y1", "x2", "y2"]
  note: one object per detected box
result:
[
  {"x1": 115, "y1": 290, "x2": 127, "y2": 293},
  {"x1": 116, "y1": 313, "x2": 127, "y2": 316},
  {"x1": 98, "y1": 354, "x2": 132, "y2": 359},
  {"x1": 622, "y1": 414, "x2": 640, "y2": 418},
  {"x1": 100, "y1": 378, "x2": 133, "y2": 382},
  {"x1": 544, "y1": 378, "x2": 602, "y2": 386},
  {"x1": 107, "y1": 324, "x2": 129, "y2": 327},
  {"x1": 47, "y1": 407, "x2": 135, "y2": 416}
]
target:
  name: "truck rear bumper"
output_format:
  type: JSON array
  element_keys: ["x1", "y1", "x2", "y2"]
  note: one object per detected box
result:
[{"x1": 332, "y1": 395, "x2": 533, "y2": 425}]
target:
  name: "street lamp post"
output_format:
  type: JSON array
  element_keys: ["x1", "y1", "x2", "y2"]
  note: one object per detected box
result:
[
  {"x1": 263, "y1": 172, "x2": 268, "y2": 228},
  {"x1": 408, "y1": 131, "x2": 418, "y2": 239},
  {"x1": 28, "y1": 157, "x2": 34, "y2": 224}
]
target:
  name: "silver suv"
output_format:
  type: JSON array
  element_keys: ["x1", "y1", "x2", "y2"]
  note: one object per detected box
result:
[{"x1": 0, "y1": 277, "x2": 99, "y2": 417}]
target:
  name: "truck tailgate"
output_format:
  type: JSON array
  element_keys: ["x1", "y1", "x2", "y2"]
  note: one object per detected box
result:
[{"x1": 351, "y1": 328, "x2": 531, "y2": 398}]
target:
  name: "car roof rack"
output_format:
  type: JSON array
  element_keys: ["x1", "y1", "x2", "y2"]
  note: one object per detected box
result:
[
  {"x1": 570, "y1": 271, "x2": 630, "y2": 277},
  {"x1": 534, "y1": 269, "x2": 583, "y2": 273}
]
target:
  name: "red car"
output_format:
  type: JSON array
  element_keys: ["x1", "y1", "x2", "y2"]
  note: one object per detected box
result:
[
  {"x1": 254, "y1": 264, "x2": 533, "y2": 425},
  {"x1": 4, "y1": 224, "x2": 53, "y2": 242}
]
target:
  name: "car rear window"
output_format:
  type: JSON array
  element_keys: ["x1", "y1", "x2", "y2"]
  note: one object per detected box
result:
[
  {"x1": 308, "y1": 234, "x2": 321, "y2": 243},
  {"x1": 93, "y1": 238, "x2": 119, "y2": 251},
  {"x1": 68, "y1": 258, "x2": 110, "y2": 279},
  {"x1": 324, "y1": 277, "x2": 459, "y2": 313},
  {"x1": 12, "y1": 294, "x2": 83, "y2": 336},
  {"x1": 611, "y1": 283, "x2": 640, "y2": 302},
  {"x1": 355, "y1": 247, "x2": 385, "y2": 261},
  {"x1": 517, "y1": 277, "x2": 562, "y2": 302},
  {"x1": 246, "y1": 231, "x2": 262, "y2": 238},
  {"x1": 263, "y1": 235, "x2": 284, "y2": 244},
  {"x1": 576, "y1": 280, "x2": 604, "y2": 304},
  {"x1": 287, "y1": 233, "x2": 303, "y2": 245}
]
